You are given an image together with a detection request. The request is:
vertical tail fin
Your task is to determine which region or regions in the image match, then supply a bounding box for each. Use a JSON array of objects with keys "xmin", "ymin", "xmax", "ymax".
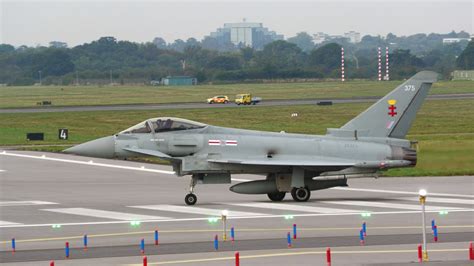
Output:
[{"xmin": 340, "ymin": 71, "xmax": 439, "ymax": 139}]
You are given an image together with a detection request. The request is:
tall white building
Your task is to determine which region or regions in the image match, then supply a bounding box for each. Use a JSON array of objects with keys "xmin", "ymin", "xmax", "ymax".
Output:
[
  {"xmin": 224, "ymin": 22, "xmax": 262, "ymax": 47},
  {"xmin": 208, "ymin": 20, "xmax": 283, "ymax": 50}
]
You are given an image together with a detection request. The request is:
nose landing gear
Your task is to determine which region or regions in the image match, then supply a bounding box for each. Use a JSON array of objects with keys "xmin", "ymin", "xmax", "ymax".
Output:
[
  {"xmin": 185, "ymin": 193, "xmax": 197, "ymax": 205},
  {"xmin": 185, "ymin": 177, "xmax": 197, "ymax": 205}
]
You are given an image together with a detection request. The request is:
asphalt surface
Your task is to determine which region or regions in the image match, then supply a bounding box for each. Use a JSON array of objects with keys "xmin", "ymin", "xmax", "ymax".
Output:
[
  {"xmin": 0, "ymin": 151, "xmax": 473, "ymax": 265},
  {"xmin": 1, "ymin": 93, "xmax": 473, "ymax": 113}
]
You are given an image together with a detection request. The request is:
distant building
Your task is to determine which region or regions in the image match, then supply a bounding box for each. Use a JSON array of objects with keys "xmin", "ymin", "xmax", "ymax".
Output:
[
  {"xmin": 442, "ymin": 38, "xmax": 470, "ymax": 44},
  {"xmin": 161, "ymin": 76, "xmax": 197, "ymax": 86},
  {"xmin": 452, "ymin": 70, "xmax": 474, "ymax": 81},
  {"xmin": 49, "ymin": 41, "xmax": 68, "ymax": 48},
  {"xmin": 312, "ymin": 32, "xmax": 357, "ymax": 44},
  {"xmin": 207, "ymin": 20, "xmax": 283, "ymax": 50},
  {"xmin": 312, "ymin": 32, "xmax": 328, "ymax": 44},
  {"xmin": 344, "ymin": 31, "xmax": 361, "ymax": 43}
]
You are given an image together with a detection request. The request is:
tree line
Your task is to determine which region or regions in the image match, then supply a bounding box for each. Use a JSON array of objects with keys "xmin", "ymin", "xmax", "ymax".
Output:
[{"xmin": 0, "ymin": 35, "xmax": 472, "ymax": 86}]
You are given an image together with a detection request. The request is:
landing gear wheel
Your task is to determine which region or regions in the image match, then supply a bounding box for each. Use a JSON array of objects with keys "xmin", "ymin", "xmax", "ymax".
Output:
[
  {"xmin": 267, "ymin": 192, "xmax": 286, "ymax": 201},
  {"xmin": 291, "ymin": 187, "xmax": 311, "ymax": 202},
  {"xmin": 185, "ymin": 193, "xmax": 197, "ymax": 205}
]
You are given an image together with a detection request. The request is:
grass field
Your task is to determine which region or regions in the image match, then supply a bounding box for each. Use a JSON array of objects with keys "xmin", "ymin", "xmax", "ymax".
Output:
[
  {"xmin": 1, "ymin": 99, "xmax": 473, "ymax": 177},
  {"xmin": 0, "ymin": 80, "xmax": 473, "ymax": 108}
]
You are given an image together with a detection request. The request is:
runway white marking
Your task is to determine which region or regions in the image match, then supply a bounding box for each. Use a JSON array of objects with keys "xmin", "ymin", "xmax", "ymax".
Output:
[
  {"xmin": 41, "ymin": 208, "xmax": 170, "ymax": 221},
  {"xmin": 396, "ymin": 197, "xmax": 474, "ymax": 206},
  {"xmin": 2, "ymin": 209, "xmax": 473, "ymax": 228},
  {"xmin": 0, "ymin": 151, "xmax": 251, "ymax": 183},
  {"xmin": 0, "ymin": 151, "xmax": 175, "ymax": 175},
  {"xmin": 0, "ymin": 220, "xmax": 22, "ymax": 226},
  {"xmin": 320, "ymin": 200, "xmax": 465, "ymax": 211},
  {"xmin": 129, "ymin": 204, "xmax": 266, "ymax": 217},
  {"xmin": 331, "ymin": 187, "xmax": 474, "ymax": 199},
  {"xmin": 0, "ymin": 201, "xmax": 58, "ymax": 207},
  {"xmin": 0, "ymin": 169, "xmax": 5, "ymax": 172},
  {"xmin": 226, "ymin": 202, "xmax": 360, "ymax": 214}
]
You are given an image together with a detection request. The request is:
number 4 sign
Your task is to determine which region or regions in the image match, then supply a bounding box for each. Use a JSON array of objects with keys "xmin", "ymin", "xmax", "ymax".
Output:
[{"xmin": 58, "ymin": 129, "xmax": 68, "ymax": 140}]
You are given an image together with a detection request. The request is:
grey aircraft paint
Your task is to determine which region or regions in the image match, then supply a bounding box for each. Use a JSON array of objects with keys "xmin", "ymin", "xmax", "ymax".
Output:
[{"xmin": 64, "ymin": 71, "xmax": 439, "ymax": 205}]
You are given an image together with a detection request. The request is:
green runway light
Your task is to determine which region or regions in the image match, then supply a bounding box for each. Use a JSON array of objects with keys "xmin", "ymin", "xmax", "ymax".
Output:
[
  {"xmin": 52, "ymin": 224, "xmax": 61, "ymax": 229},
  {"xmin": 130, "ymin": 221, "xmax": 141, "ymax": 227},
  {"xmin": 361, "ymin": 212, "xmax": 372, "ymax": 217},
  {"xmin": 207, "ymin": 217, "xmax": 219, "ymax": 223},
  {"xmin": 439, "ymin": 210, "xmax": 449, "ymax": 215},
  {"xmin": 284, "ymin": 215, "xmax": 294, "ymax": 220}
]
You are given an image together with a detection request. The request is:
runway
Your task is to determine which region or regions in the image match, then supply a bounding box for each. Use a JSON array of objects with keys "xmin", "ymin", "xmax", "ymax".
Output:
[
  {"xmin": 1, "ymin": 93, "xmax": 473, "ymax": 114},
  {"xmin": 0, "ymin": 151, "xmax": 473, "ymax": 265}
]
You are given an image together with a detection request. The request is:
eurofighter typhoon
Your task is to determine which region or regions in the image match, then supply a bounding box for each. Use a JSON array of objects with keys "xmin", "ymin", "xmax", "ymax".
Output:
[{"xmin": 65, "ymin": 71, "xmax": 438, "ymax": 205}]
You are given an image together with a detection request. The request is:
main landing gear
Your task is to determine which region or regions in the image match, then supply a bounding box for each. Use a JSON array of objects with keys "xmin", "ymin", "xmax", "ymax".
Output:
[
  {"xmin": 267, "ymin": 191, "xmax": 286, "ymax": 201},
  {"xmin": 185, "ymin": 177, "xmax": 197, "ymax": 205},
  {"xmin": 291, "ymin": 187, "xmax": 311, "ymax": 202},
  {"xmin": 267, "ymin": 188, "xmax": 310, "ymax": 202}
]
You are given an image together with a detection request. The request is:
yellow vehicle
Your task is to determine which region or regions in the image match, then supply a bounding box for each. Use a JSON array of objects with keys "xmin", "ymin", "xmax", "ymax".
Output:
[
  {"xmin": 235, "ymin": 94, "xmax": 261, "ymax": 105},
  {"xmin": 207, "ymin": 95, "xmax": 229, "ymax": 104}
]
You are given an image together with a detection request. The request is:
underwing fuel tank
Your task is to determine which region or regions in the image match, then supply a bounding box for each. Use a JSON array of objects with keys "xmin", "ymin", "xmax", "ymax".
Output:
[{"xmin": 229, "ymin": 179, "xmax": 348, "ymax": 194}]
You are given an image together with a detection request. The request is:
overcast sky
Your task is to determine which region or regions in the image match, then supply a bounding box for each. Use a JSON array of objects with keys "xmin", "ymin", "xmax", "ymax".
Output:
[{"xmin": 1, "ymin": 0, "xmax": 472, "ymax": 47}]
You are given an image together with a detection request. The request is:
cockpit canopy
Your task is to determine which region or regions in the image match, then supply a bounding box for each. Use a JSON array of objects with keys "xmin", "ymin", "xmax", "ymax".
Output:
[{"xmin": 120, "ymin": 117, "xmax": 207, "ymax": 134}]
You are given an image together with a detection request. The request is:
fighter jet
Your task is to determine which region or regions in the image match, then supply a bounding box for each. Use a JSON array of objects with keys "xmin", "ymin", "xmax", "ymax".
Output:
[{"xmin": 64, "ymin": 71, "xmax": 438, "ymax": 205}]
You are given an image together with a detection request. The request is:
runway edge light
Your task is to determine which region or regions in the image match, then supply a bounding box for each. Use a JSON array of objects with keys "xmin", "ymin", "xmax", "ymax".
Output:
[
  {"xmin": 208, "ymin": 217, "xmax": 219, "ymax": 223},
  {"xmin": 130, "ymin": 221, "xmax": 141, "ymax": 227},
  {"xmin": 439, "ymin": 210, "xmax": 448, "ymax": 215}
]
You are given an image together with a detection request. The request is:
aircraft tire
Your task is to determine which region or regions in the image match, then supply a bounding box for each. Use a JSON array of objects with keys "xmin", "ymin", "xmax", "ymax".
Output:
[
  {"xmin": 267, "ymin": 192, "xmax": 286, "ymax": 201},
  {"xmin": 291, "ymin": 187, "xmax": 311, "ymax": 202},
  {"xmin": 185, "ymin": 193, "xmax": 197, "ymax": 205}
]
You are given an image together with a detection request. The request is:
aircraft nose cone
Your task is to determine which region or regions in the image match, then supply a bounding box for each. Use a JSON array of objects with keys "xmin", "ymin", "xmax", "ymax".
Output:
[{"xmin": 64, "ymin": 136, "xmax": 115, "ymax": 158}]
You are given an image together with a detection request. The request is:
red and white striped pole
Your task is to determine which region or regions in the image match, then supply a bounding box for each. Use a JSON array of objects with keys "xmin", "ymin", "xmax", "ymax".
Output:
[
  {"xmin": 378, "ymin": 47, "xmax": 382, "ymax": 81},
  {"xmin": 341, "ymin": 47, "xmax": 345, "ymax": 82},
  {"xmin": 385, "ymin": 46, "xmax": 389, "ymax": 80},
  {"xmin": 385, "ymin": 46, "xmax": 389, "ymax": 81}
]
